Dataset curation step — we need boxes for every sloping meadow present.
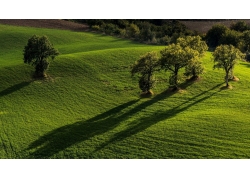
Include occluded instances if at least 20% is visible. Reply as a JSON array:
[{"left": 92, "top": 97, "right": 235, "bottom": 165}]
[{"left": 1, "top": 24, "right": 250, "bottom": 158}]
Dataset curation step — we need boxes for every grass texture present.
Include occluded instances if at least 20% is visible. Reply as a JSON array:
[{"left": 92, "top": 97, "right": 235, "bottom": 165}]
[{"left": 1, "top": 24, "right": 250, "bottom": 158}]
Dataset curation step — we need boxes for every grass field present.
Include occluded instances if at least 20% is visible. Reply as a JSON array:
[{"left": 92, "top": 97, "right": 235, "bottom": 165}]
[{"left": 1, "top": 23, "right": 250, "bottom": 159}]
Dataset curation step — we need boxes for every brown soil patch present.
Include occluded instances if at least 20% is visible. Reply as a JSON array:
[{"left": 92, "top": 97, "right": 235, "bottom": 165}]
[
  {"left": 140, "top": 90, "right": 154, "bottom": 98},
  {"left": 0, "top": 19, "right": 89, "bottom": 31},
  {"left": 180, "top": 20, "right": 250, "bottom": 34},
  {"left": 220, "top": 84, "right": 233, "bottom": 90},
  {"left": 232, "top": 76, "right": 240, "bottom": 81}
]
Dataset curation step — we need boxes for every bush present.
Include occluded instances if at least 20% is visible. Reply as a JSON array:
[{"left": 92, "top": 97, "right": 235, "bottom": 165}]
[
  {"left": 91, "top": 25, "right": 100, "bottom": 31},
  {"left": 126, "top": 23, "right": 140, "bottom": 39}
]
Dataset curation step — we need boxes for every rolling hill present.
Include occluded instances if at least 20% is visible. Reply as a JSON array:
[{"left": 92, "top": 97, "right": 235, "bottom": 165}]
[{"left": 1, "top": 21, "right": 250, "bottom": 158}]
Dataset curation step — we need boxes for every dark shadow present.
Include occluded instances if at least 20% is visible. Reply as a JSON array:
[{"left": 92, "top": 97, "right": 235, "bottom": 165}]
[
  {"left": 27, "top": 83, "right": 222, "bottom": 158},
  {"left": 27, "top": 99, "right": 139, "bottom": 158},
  {"left": 0, "top": 81, "right": 32, "bottom": 97},
  {"left": 241, "top": 62, "right": 250, "bottom": 68},
  {"left": 93, "top": 83, "right": 223, "bottom": 153},
  {"left": 27, "top": 89, "right": 175, "bottom": 158}
]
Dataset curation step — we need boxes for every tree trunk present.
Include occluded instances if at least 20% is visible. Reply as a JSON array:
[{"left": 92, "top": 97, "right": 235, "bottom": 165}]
[
  {"left": 191, "top": 68, "right": 198, "bottom": 80},
  {"left": 173, "top": 67, "right": 179, "bottom": 90},
  {"left": 170, "top": 72, "right": 179, "bottom": 91},
  {"left": 34, "top": 60, "right": 48, "bottom": 78},
  {"left": 147, "top": 71, "right": 152, "bottom": 93},
  {"left": 225, "top": 71, "right": 229, "bottom": 87}
]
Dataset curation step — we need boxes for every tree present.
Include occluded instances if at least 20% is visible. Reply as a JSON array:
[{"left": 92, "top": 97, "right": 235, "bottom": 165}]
[
  {"left": 131, "top": 51, "right": 159, "bottom": 94},
  {"left": 205, "top": 24, "right": 228, "bottom": 47},
  {"left": 160, "top": 44, "right": 199, "bottom": 90},
  {"left": 212, "top": 45, "right": 244, "bottom": 87},
  {"left": 239, "top": 30, "right": 250, "bottom": 52},
  {"left": 219, "top": 29, "right": 241, "bottom": 47},
  {"left": 177, "top": 36, "right": 208, "bottom": 79},
  {"left": 23, "top": 35, "right": 59, "bottom": 78},
  {"left": 126, "top": 23, "right": 140, "bottom": 39}
]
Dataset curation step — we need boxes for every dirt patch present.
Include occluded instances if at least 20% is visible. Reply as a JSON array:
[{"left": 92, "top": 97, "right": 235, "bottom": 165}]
[
  {"left": 180, "top": 20, "right": 250, "bottom": 34},
  {"left": 220, "top": 84, "right": 233, "bottom": 90},
  {"left": 0, "top": 19, "right": 89, "bottom": 31},
  {"left": 140, "top": 90, "right": 154, "bottom": 98},
  {"left": 231, "top": 76, "right": 240, "bottom": 81}
]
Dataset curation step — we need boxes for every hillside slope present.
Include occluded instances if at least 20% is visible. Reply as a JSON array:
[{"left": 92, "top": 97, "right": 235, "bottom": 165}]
[{"left": 1, "top": 23, "right": 250, "bottom": 159}]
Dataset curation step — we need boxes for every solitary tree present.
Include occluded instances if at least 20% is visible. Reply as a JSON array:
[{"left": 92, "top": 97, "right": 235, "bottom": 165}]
[
  {"left": 160, "top": 44, "right": 199, "bottom": 90},
  {"left": 23, "top": 35, "right": 59, "bottom": 78},
  {"left": 177, "top": 36, "right": 208, "bottom": 79},
  {"left": 131, "top": 51, "right": 159, "bottom": 95},
  {"left": 213, "top": 44, "right": 244, "bottom": 87}
]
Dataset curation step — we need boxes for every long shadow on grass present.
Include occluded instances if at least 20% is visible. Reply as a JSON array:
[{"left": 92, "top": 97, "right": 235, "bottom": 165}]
[
  {"left": 27, "top": 81, "right": 219, "bottom": 158},
  {"left": 26, "top": 88, "right": 177, "bottom": 158},
  {"left": 93, "top": 83, "right": 224, "bottom": 154},
  {"left": 0, "top": 81, "right": 32, "bottom": 97}
]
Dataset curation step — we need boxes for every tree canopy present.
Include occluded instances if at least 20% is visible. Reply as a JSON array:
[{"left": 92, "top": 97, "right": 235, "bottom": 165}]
[
  {"left": 205, "top": 24, "right": 228, "bottom": 48},
  {"left": 131, "top": 51, "right": 159, "bottom": 94},
  {"left": 160, "top": 44, "right": 199, "bottom": 89},
  {"left": 177, "top": 36, "right": 208, "bottom": 79},
  {"left": 213, "top": 44, "right": 244, "bottom": 87}
]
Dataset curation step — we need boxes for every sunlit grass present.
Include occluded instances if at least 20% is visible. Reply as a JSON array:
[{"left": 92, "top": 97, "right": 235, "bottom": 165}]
[{"left": 1, "top": 24, "right": 250, "bottom": 158}]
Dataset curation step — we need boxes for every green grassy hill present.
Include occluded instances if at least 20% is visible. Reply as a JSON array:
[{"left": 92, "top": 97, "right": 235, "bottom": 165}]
[{"left": 1, "top": 23, "right": 250, "bottom": 158}]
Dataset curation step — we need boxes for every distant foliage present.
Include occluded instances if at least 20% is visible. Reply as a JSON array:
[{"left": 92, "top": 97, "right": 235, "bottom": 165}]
[
  {"left": 126, "top": 23, "right": 140, "bottom": 39},
  {"left": 23, "top": 35, "right": 59, "bottom": 78},
  {"left": 205, "top": 24, "right": 228, "bottom": 47},
  {"left": 219, "top": 29, "right": 241, "bottom": 47},
  {"left": 82, "top": 19, "right": 196, "bottom": 45},
  {"left": 240, "top": 30, "right": 250, "bottom": 52},
  {"left": 230, "top": 21, "right": 250, "bottom": 32},
  {"left": 205, "top": 21, "right": 250, "bottom": 56}
]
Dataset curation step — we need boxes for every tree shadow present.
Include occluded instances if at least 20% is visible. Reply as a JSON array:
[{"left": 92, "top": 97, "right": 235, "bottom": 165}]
[
  {"left": 27, "top": 82, "right": 222, "bottom": 158},
  {"left": 26, "top": 88, "right": 176, "bottom": 158},
  {"left": 0, "top": 81, "right": 32, "bottom": 97},
  {"left": 93, "top": 83, "right": 223, "bottom": 153},
  {"left": 27, "top": 99, "right": 138, "bottom": 158}
]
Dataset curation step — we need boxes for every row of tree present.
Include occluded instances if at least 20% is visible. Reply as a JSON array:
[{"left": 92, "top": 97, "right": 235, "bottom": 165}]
[
  {"left": 22, "top": 32, "right": 244, "bottom": 93},
  {"left": 131, "top": 36, "right": 244, "bottom": 94}
]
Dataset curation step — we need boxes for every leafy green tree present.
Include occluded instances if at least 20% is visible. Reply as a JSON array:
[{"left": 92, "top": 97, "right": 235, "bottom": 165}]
[
  {"left": 160, "top": 44, "right": 199, "bottom": 90},
  {"left": 213, "top": 45, "right": 244, "bottom": 87},
  {"left": 219, "top": 29, "right": 241, "bottom": 47},
  {"left": 184, "top": 60, "right": 204, "bottom": 80},
  {"left": 126, "top": 23, "right": 140, "bottom": 39},
  {"left": 131, "top": 51, "right": 159, "bottom": 94},
  {"left": 177, "top": 36, "right": 208, "bottom": 79},
  {"left": 205, "top": 24, "right": 228, "bottom": 47},
  {"left": 23, "top": 35, "right": 59, "bottom": 78},
  {"left": 239, "top": 30, "right": 250, "bottom": 52}
]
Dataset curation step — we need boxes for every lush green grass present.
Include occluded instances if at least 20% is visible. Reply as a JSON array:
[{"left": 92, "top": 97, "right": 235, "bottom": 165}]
[{"left": 1, "top": 24, "right": 250, "bottom": 159}]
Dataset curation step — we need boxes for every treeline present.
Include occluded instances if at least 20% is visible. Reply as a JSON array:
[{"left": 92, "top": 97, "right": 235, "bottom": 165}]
[
  {"left": 72, "top": 19, "right": 250, "bottom": 61},
  {"left": 206, "top": 21, "right": 250, "bottom": 51},
  {"left": 73, "top": 19, "right": 199, "bottom": 45}
]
